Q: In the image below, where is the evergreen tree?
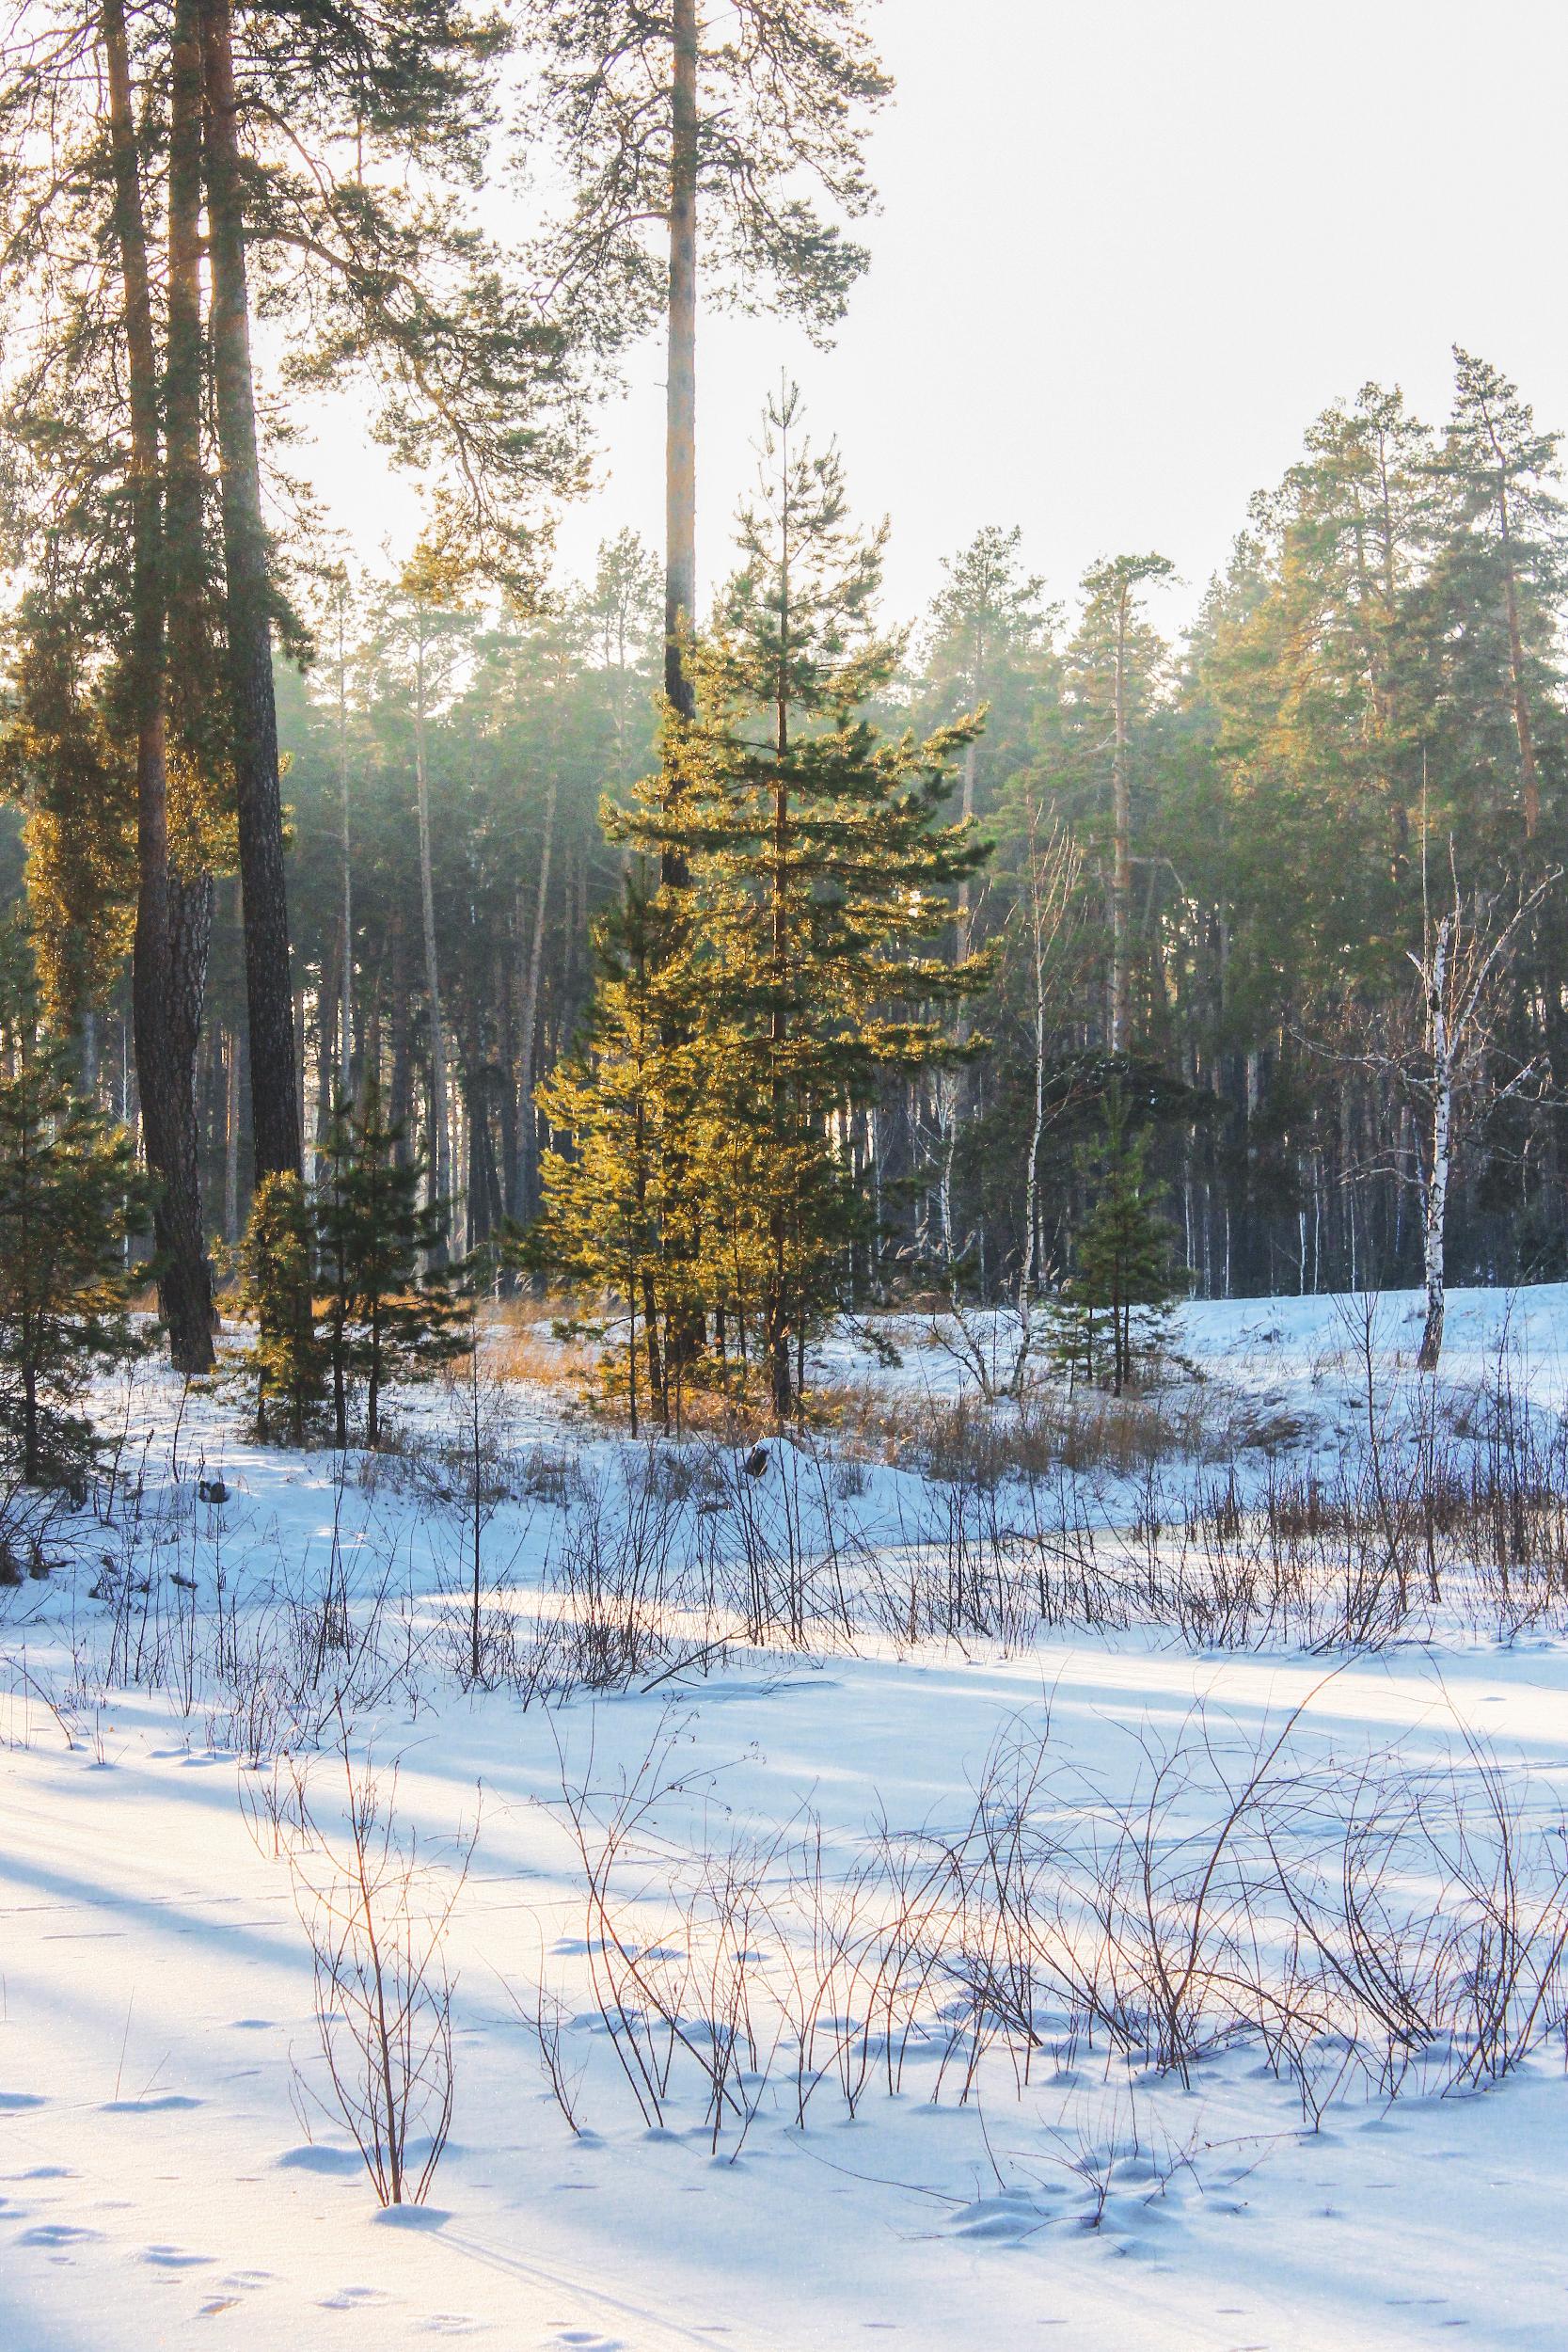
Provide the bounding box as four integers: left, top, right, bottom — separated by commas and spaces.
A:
1424, 349, 1568, 845
1049, 1087, 1179, 1398
542, 388, 989, 1420
0, 930, 150, 1488
238, 1173, 325, 1444
1073, 554, 1175, 1054
535, 878, 691, 1432
313, 1090, 467, 1449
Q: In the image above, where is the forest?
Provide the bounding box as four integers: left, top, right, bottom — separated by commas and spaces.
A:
1, 1, 1563, 1438
7, 8, 1568, 2348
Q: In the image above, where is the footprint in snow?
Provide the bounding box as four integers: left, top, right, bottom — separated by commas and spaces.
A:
318, 2286, 393, 2310
141, 2245, 214, 2268
547, 2335, 625, 2351
18, 2224, 102, 2249
0, 2092, 46, 2111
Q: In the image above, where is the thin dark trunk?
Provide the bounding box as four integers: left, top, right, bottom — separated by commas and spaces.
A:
1498, 495, 1540, 839
223, 1021, 241, 1242
1110, 584, 1131, 1055
107, 0, 214, 1372
200, 0, 300, 1179
411, 620, 449, 1251
768, 532, 791, 1421
663, 0, 698, 747
337, 606, 354, 1093
388, 914, 413, 1157
515, 775, 556, 1221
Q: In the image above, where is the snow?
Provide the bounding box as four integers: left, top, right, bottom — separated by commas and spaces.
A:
3, 1284, 1568, 2349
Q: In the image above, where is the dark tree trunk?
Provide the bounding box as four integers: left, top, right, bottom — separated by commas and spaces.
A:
105, 0, 215, 1373
388, 913, 413, 1156
657, 0, 706, 1370
664, 0, 698, 751
200, 0, 301, 1181
515, 775, 556, 1222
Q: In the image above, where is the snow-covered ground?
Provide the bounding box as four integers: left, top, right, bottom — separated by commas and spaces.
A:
4, 1286, 1568, 2351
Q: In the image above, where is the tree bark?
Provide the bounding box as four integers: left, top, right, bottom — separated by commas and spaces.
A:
652, 1, 705, 1371
200, 0, 301, 1180
1110, 581, 1132, 1056
412, 615, 450, 1249
337, 603, 354, 1096
1417, 915, 1453, 1373
388, 912, 413, 1156
515, 774, 556, 1223
663, 0, 699, 750
1497, 481, 1541, 840
104, 0, 215, 1373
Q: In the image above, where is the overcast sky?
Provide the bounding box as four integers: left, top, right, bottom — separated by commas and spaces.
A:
309, 0, 1568, 639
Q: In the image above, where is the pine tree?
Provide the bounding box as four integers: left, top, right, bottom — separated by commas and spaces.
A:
1424, 349, 1568, 845
1049, 1087, 1179, 1398
543, 388, 989, 1421
238, 1173, 326, 1444
535, 863, 702, 1431
0, 930, 150, 1488
522, 2, 888, 726
1074, 555, 1175, 1054
313, 1090, 467, 1449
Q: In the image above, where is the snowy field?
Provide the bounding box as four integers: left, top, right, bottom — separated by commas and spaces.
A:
4, 1285, 1568, 2351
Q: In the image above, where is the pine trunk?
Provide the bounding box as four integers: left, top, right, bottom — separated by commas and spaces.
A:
413, 623, 450, 1249
1110, 586, 1132, 1056
664, 0, 699, 744
338, 629, 354, 1093
1497, 480, 1541, 839
200, 0, 301, 1180
515, 776, 556, 1222
106, 0, 214, 1373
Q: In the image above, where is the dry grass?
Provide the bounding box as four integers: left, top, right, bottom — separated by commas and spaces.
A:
483, 1296, 595, 1393
810, 1375, 1306, 1486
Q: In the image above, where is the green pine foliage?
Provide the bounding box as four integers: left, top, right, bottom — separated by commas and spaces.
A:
540, 388, 989, 1421
237, 1090, 468, 1450
1048, 1089, 1180, 1398
314, 1090, 468, 1449
239, 1173, 327, 1445
0, 929, 150, 1488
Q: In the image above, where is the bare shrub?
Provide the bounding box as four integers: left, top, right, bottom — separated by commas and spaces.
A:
260, 1732, 474, 2206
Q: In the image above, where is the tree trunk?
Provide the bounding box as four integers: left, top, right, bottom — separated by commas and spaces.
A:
1110, 583, 1132, 1056
663, 0, 699, 750
768, 541, 792, 1421
515, 775, 556, 1222
224, 1022, 242, 1243
338, 611, 355, 1094
106, 0, 214, 1373
315, 927, 341, 1152
200, 0, 301, 1180
1418, 917, 1454, 1373
413, 621, 450, 1253
388, 914, 413, 1156
1497, 481, 1541, 839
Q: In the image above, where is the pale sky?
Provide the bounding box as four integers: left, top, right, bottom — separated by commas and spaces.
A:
308, 0, 1568, 641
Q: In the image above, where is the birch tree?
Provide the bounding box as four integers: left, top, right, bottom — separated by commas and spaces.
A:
1344, 849, 1559, 1370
